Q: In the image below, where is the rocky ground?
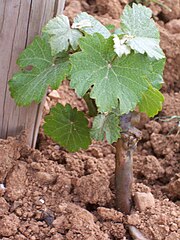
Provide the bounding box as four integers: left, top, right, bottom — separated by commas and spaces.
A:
0, 0, 180, 239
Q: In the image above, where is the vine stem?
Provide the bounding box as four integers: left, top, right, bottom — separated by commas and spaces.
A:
114, 137, 133, 214
114, 113, 142, 214
114, 112, 148, 238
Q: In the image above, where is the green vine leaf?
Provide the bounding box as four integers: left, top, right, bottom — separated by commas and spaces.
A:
43, 15, 82, 55
70, 33, 165, 114
91, 113, 121, 143
44, 104, 91, 152
147, 58, 165, 89
121, 3, 164, 59
138, 86, 164, 117
73, 12, 111, 38
9, 37, 70, 106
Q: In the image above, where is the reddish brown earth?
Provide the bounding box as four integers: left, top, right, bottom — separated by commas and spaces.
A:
0, 1, 180, 239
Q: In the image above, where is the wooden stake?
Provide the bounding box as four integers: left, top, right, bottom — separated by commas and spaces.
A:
0, 0, 65, 147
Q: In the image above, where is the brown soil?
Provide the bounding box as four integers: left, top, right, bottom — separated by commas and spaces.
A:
1, 1, 180, 239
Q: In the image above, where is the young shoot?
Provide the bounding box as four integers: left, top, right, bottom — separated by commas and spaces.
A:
9, 3, 165, 215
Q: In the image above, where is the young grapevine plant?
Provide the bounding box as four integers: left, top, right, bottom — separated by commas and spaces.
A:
9, 3, 165, 215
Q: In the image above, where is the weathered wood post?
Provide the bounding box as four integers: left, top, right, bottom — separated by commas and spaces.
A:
0, 0, 65, 147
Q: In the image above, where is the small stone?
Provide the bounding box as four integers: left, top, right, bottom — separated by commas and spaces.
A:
54, 145, 60, 150
134, 192, 155, 212
97, 207, 123, 222
48, 90, 60, 99
35, 198, 45, 206
35, 172, 57, 185
42, 210, 54, 226
128, 225, 148, 240
0, 184, 6, 196
39, 198, 45, 204
0, 183, 5, 190
0, 214, 20, 237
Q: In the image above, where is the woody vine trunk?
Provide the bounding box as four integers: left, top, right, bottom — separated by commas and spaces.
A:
114, 113, 142, 214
